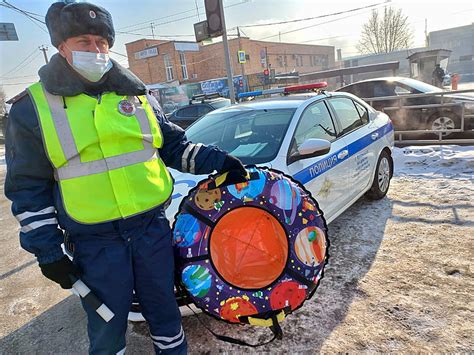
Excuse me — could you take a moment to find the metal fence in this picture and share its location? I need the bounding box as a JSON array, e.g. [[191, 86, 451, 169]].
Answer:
[[362, 89, 474, 145]]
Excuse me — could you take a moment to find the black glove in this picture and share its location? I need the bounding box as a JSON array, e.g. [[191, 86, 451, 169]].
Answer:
[[39, 255, 80, 289], [219, 155, 247, 185]]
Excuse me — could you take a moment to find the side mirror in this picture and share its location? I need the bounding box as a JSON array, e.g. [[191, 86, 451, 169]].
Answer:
[[289, 138, 331, 164], [369, 111, 379, 121]]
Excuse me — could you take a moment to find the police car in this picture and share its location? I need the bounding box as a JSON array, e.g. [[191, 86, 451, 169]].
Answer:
[[166, 82, 394, 224], [130, 82, 395, 321]]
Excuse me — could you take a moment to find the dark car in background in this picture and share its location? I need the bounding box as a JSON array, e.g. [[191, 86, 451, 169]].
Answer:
[[337, 77, 474, 135], [167, 93, 231, 129]]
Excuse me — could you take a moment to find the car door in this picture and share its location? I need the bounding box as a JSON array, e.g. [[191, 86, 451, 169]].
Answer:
[[286, 100, 350, 220], [327, 96, 377, 200]]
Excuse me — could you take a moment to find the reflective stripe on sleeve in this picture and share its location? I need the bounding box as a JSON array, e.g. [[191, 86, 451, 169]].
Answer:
[[20, 218, 58, 233], [189, 143, 203, 174], [181, 144, 194, 172], [15, 206, 56, 222]]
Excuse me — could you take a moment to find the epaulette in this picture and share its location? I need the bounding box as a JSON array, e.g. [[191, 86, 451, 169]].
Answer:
[[6, 90, 28, 105]]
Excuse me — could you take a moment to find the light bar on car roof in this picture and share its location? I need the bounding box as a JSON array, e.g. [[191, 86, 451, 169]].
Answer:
[[238, 82, 327, 99]]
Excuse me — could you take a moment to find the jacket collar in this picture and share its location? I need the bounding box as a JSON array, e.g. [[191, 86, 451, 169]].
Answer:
[[38, 53, 147, 97]]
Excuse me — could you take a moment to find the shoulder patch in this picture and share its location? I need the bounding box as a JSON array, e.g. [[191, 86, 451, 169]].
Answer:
[[6, 90, 28, 105]]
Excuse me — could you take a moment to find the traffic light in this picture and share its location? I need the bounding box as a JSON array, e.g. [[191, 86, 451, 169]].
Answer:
[[263, 69, 270, 85], [205, 0, 224, 38]]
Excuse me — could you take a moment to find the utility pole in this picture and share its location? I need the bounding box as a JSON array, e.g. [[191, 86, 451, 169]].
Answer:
[[424, 19, 428, 47], [39, 45, 48, 64], [150, 22, 156, 39], [237, 27, 247, 92], [218, 0, 236, 104]]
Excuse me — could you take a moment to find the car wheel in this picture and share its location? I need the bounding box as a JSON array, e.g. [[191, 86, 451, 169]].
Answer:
[[428, 111, 459, 137], [366, 150, 392, 200]]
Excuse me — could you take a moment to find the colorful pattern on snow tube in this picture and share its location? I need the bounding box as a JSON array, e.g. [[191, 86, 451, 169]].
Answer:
[[173, 166, 328, 325]]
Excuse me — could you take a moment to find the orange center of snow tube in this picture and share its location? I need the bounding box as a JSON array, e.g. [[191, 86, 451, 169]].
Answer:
[[210, 206, 288, 289]]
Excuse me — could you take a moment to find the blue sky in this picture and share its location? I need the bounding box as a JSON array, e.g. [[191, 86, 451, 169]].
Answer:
[[1, 0, 472, 98]]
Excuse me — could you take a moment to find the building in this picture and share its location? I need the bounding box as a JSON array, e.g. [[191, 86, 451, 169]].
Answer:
[[428, 24, 474, 83], [339, 47, 426, 84], [125, 37, 335, 87]]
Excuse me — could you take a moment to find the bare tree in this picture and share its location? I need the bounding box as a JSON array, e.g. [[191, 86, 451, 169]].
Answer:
[[357, 6, 413, 54]]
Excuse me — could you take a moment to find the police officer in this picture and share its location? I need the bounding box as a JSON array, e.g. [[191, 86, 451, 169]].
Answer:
[[4, 2, 246, 354]]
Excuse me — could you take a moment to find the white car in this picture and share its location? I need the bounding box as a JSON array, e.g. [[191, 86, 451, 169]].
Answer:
[[134, 83, 396, 321], [166, 84, 395, 224]]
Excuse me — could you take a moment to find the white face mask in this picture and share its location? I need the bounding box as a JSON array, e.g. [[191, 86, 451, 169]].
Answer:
[[70, 51, 113, 82]]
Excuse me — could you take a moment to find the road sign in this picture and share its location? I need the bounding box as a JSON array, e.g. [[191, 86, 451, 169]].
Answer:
[[0, 23, 18, 41], [194, 21, 209, 42], [237, 50, 246, 64], [263, 69, 269, 76]]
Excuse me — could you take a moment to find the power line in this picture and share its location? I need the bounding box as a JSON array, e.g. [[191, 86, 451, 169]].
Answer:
[[256, 4, 387, 41], [240, 2, 387, 28], [109, 50, 128, 58], [1, 48, 39, 77], [0, 2, 48, 34], [117, 0, 248, 32], [1, 1, 46, 24], [0, 81, 36, 86], [0, 74, 38, 80], [117, 8, 198, 31], [116, 30, 194, 38]]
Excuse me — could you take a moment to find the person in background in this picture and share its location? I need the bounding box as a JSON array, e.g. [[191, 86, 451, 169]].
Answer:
[[4, 2, 246, 354], [432, 64, 445, 88]]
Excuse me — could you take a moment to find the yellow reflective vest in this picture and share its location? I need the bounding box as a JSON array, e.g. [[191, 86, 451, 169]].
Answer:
[[27, 82, 173, 224]]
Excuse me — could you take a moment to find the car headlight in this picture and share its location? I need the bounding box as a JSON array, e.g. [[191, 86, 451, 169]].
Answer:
[[463, 102, 474, 110]]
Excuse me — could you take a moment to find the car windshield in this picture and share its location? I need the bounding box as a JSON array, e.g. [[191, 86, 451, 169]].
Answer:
[[186, 107, 296, 164], [397, 78, 443, 93]]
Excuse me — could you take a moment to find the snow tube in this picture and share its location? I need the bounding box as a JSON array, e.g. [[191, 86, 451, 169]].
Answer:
[[173, 166, 328, 327]]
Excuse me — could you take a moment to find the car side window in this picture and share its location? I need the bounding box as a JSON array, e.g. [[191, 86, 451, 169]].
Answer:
[[394, 85, 411, 95], [373, 82, 395, 97], [197, 105, 213, 116], [353, 100, 369, 124], [177, 106, 199, 118], [329, 97, 365, 135], [293, 101, 337, 147]]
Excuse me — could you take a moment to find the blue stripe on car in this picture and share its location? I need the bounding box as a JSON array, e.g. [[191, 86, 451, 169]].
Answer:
[[294, 122, 393, 184]]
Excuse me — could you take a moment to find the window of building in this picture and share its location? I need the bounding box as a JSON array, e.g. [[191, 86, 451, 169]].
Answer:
[[459, 55, 473, 61], [179, 52, 188, 80], [164, 54, 174, 81]]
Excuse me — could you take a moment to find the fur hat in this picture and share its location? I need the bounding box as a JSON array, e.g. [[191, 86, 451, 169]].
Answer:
[[45, 2, 115, 48]]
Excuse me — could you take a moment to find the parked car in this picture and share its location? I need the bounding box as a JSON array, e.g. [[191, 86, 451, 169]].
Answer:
[[167, 93, 231, 129], [169, 84, 394, 224], [336, 77, 474, 135]]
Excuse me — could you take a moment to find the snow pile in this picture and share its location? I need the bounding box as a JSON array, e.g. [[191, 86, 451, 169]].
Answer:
[[392, 145, 474, 180]]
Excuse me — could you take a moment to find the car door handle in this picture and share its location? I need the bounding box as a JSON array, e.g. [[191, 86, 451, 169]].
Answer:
[[371, 133, 379, 140], [337, 150, 349, 159]]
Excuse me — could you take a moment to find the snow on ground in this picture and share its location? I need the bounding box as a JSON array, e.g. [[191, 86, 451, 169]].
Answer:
[[393, 145, 474, 180]]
